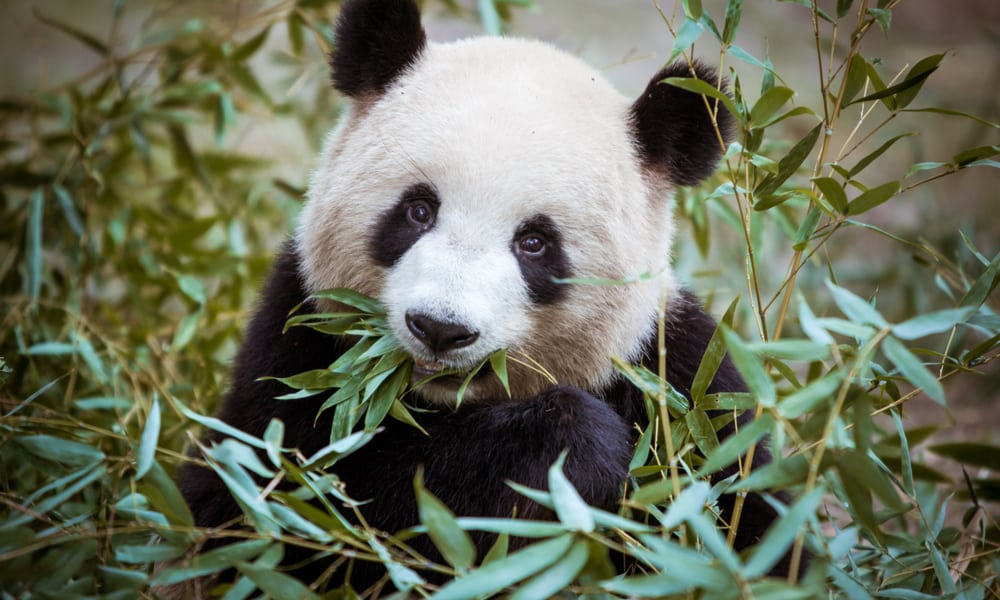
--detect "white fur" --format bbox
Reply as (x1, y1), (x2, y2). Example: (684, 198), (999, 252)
(297, 37), (679, 404)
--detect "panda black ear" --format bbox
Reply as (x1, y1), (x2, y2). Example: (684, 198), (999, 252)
(330, 0), (427, 99)
(629, 61), (735, 186)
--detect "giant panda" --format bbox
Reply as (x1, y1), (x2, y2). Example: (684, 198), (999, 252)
(177, 0), (797, 593)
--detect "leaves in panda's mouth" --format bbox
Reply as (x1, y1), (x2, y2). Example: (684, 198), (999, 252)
(271, 288), (510, 440)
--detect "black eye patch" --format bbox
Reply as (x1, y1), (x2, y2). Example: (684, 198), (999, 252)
(513, 214), (571, 305)
(369, 183), (439, 267)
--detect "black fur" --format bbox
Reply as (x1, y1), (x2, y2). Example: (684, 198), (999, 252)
(513, 214), (571, 304)
(178, 243), (800, 592)
(630, 61), (735, 185)
(370, 183), (440, 267)
(330, 0), (427, 98)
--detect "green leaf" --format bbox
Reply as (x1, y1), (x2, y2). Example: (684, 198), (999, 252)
(150, 541), (273, 586)
(722, 0), (744, 45)
(882, 335), (945, 405)
(16, 434), (105, 465)
(894, 53), (944, 108)
(509, 539), (589, 600)
(755, 122), (823, 197)
(233, 561), (319, 600)
(52, 184), (84, 237)
(893, 307), (975, 339)
(263, 418), (284, 468)
(548, 452), (595, 532)
(309, 288), (385, 314)
(792, 207), (822, 251)
(138, 462), (195, 527)
(953, 144), (1000, 166)
(454, 517), (567, 538)
(682, 0), (703, 19)
(136, 396), (161, 479)
(685, 409), (720, 456)
(74, 334), (108, 384)
(663, 76), (741, 123)
(841, 53), (868, 103)
(691, 295), (739, 405)
(34, 9), (108, 55)
(846, 180), (899, 215)
(695, 412), (774, 478)
(847, 133), (915, 178)
(744, 486), (824, 578)
(415, 469), (477, 570)
(748, 339), (832, 362)
(927, 443), (1000, 471)
(722, 328), (775, 407)
(169, 309), (202, 352)
(233, 26), (271, 62)
(490, 349), (511, 396)
(660, 480), (711, 528)
(847, 54), (943, 108)
(612, 359), (689, 415)
(26, 188), (44, 301)
(24, 341), (75, 356)
(826, 280), (888, 329)
(670, 18), (705, 63)
(867, 7), (891, 35)
(960, 255), (999, 308)
(902, 107), (1000, 129)
(778, 371), (842, 418)
(749, 86), (794, 129)
(431, 534), (574, 600)
(114, 542), (187, 564)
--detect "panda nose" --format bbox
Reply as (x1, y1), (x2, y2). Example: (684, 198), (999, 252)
(405, 312), (480, 354)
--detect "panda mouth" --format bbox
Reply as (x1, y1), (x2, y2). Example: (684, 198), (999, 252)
(411, 358), (450, 378)
(410, 357), (491, 386)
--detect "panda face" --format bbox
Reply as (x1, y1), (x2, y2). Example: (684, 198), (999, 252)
(298, 9), (732, 405)
(299, 38), (677, 405)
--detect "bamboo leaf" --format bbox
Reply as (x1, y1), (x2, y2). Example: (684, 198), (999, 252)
(846, 181), (900, 215)
(691, 295), (740, 404)
(722, 327), (775, 407)
(548, 452), (595, 532)
(431, 534), (574, 600)
(826, 280), (889, 329)
(755, 122), (823, 197)
(893, 307), (975, 340)
(26, 188), (44, 301)
(744, 487), (824, 578)
(136, 396), (161, 479)
(749, 86), (794, 129)
(927, 443), (1000, 471)
(34, 10), (108, 55)
(509, 538), (589, 600)
(848, 133), (916, 177)
(663, 76), (741, 123)
(694, 413), (773, 478)
(722, 0), (744, 45)
(415, 469), (477, 570)
(882, 335), (945, 405)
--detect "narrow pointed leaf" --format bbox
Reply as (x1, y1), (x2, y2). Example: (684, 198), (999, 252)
(549, 452), (595, 532)
(883, 335), (945, 405)
(136, 396), (161, 479)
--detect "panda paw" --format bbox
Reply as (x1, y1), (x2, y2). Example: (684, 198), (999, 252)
(517, 385), (633, 510)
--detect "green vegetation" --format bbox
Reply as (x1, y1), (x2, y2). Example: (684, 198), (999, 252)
(1, 0), (998, 598)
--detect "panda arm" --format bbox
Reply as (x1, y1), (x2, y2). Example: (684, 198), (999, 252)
(338, 385), (632, 532)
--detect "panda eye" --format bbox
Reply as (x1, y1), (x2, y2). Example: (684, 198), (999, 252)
(517, 234), (546, 257)
(406, 200), (435, 228)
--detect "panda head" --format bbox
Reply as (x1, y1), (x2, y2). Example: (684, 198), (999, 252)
(297, 0), (733, 406)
